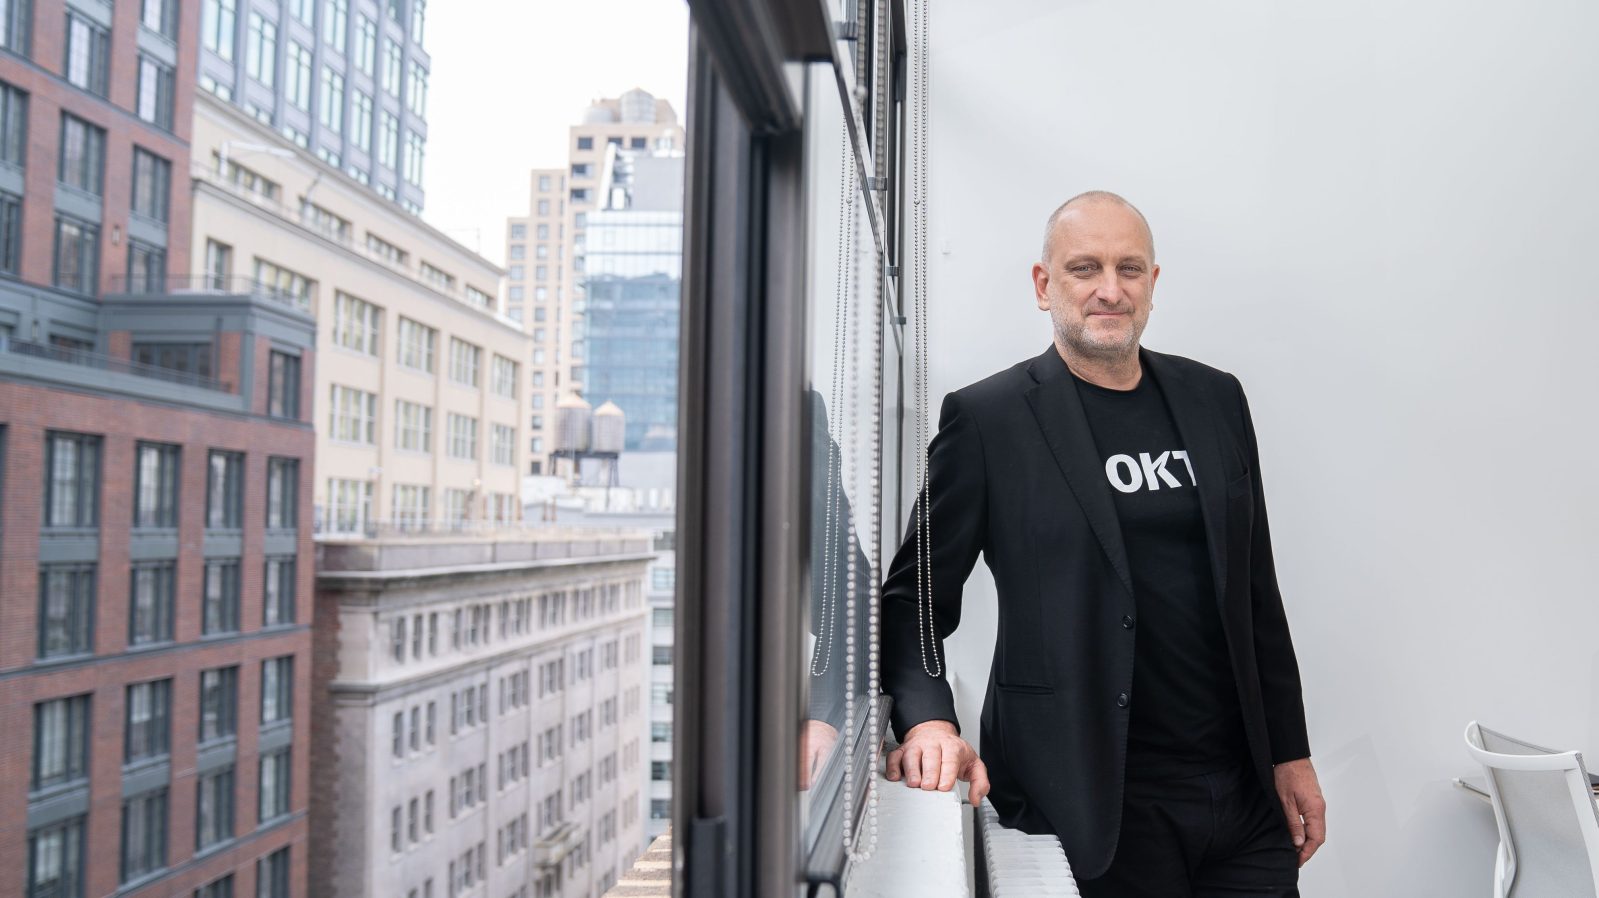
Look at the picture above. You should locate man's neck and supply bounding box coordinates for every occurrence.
[1055,340,1142,391]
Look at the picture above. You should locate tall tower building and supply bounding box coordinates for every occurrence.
[0,2,318,896]
[197,0,432,213]
[504,90,683,474]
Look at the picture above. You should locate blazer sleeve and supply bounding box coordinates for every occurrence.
[1233,375,1312,763]
[880,391,988,741]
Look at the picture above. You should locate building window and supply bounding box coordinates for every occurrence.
[27,817,85,898]
[261,656,293,726]
[199,666,238,743]
[135,55,175,129]
[332,292,381,355]
[253,254,316,301]
[356,14,375,73]
[352,91,373,151]
[260,749,291,822]
[204,239,231,287]
[411,0,426,43]
[408,65,427,116]
[133,442,180,528]
[491,355,518,398]
[319,66,344,132]
[323,0,346,46]
[286,41,312,110]
[443,488,470,528]
[395,400,432,452]
[51,215,97,296]
[577,136,593,150]
[257,847,290,898]
[379,111,398,169]
[0,190,18,275]
[131,148,171,221]
[37,564,94,659]
[121,789,168,883]
[290,0,311,25]
[268,351,302,418]
[366,232,407,265]
[246,12,275,86]
[126,241,166,293]
[393,484,430,532]
[537,199,550,215]
[130,561,176,645]
[329,385,377,444]
[196,766,235,850]
[266,457,298,530]
[0,80,25,168]
[201,559,240,636]
[396,317,437,372]
[325,478,373,534]
[202,0,235,58]
[446,414,478,461]
[140,0,177,37]
[32,694,90,790]
[63,13,109,96]
[125,679,172,763]
[206,450,243,529]
[1,0,31,55]
[264,557,296,626]
[492,424,515,467]
[196,874,234,898]
[449,338,480,387]
[382,39,401,96]
[402,131,424,187]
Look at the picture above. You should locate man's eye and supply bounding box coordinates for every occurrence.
[1120,266,1142,275]
[1070,266,1093,274]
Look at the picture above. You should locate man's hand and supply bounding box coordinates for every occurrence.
[799,720,839,791]
[1273,757,1326,867]
[885,720,990,807]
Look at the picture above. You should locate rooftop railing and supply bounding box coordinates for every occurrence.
[1,336,234,393]
[108,273,313,313]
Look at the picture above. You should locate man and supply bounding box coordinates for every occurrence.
[879,191,1325,896]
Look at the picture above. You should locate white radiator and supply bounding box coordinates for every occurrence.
[977,800,1080,897]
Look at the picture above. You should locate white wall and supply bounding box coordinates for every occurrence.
[919,1,1599,893]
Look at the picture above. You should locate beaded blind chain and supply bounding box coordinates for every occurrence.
[910,0,941,679]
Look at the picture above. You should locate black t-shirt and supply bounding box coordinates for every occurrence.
[1072,368,1248,780]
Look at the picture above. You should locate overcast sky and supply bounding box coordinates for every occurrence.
[421,1,691,266]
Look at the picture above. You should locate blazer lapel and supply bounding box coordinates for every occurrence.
[1143,349,1230,606]
[1023,345,1135,600]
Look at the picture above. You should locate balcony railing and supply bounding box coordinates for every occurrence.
[108,274,313,313]
[1,337,234,392]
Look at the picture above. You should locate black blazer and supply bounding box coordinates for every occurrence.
[880,344,1311,881]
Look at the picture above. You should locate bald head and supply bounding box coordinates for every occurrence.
[1040,191,1156,264]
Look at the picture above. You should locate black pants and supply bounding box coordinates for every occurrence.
[1077,762,1300,898]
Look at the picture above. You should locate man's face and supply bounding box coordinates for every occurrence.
[1032,200,1160,361]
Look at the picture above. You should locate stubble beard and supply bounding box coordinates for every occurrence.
[1056,310,1143,366]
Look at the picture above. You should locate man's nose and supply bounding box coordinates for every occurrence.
[1090,269,1123,304]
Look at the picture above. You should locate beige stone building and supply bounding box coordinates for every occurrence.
[190,91,529,533]
[506,90,683,474]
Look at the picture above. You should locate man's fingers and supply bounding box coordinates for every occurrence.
[885,748,904,782]
[902,745,924,788]
[920,744,942,791]
[937,749,960,792]
[1300,799,1326,866]
[1280,794,1305,848]
[966,758,991,807]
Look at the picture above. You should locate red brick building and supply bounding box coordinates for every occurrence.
[0,2,317,897]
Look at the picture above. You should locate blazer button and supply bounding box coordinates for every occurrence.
[1122,615,1135,630]
[1116,692,1129,708]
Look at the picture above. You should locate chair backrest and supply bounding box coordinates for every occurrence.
[1465,721,1599,898]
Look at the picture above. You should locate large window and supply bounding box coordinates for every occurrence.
[37,564,94,658]
[322,0,346,46]
[285,41,312,110]
[257,847,290,898]
[264,557,295,626]
[393,484,429,532]
[131,148,171,221]
[202,559,240,635]
[45,432,99,528]
[246,12,275,86]
[268,351,302,418]
[325,478,372,534]
[267,457,299,529]
[199,666,238,743]
[125,679,172,763]
[262,656,293,724]
[201,0,236,59]
[206,450,244,529]
[491,355,518,398]
[57,114,102,194]
[126,241,166,293]
[381,39,401,96]
[446,413,477,460]
[332,292,381,354]
[129,561,175,645]
[1,0,31,55]
[402,131,424,187]
[449,338,480,387]
[141,0,177,37]
[121,789,168,883]
[32,694,90,790]
[329,384,377,443]
[379,111,399,169]
[26,817,84,898]
[135,56,175,129]
[491,424,515,467]
[0,191,18,275]
[355,15,375,74]
[260,749,291,822]
[1,80,27,166]
[196,766,235,849]
[133,442,180,528]
[407,65,427,117]
[51,215,97,293]
[397,319,436,374]
[319,66,344,132]
[63,12,109,96]
[395,399,432,452]
[352,90,373,152]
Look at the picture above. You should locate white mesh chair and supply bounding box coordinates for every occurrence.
[1464,721,1599,897]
